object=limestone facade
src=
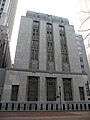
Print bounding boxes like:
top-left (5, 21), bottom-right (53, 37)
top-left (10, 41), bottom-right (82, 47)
top-left (1, 11), bottom-right (90, 105)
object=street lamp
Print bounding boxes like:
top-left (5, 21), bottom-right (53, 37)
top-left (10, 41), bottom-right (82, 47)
top-left (59, 86), bottom-right (62, 110)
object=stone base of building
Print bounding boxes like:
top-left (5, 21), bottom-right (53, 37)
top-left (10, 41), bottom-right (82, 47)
top-left (0, 102), bottom-right (90, 111)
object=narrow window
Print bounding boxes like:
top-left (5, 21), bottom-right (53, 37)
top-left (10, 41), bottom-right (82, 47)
top-left (63, 78), bottom-right (73, 101)
top-left (27, 77), bottom-right (38, 101)
top-left (79, 87), bottom-right (85, 100)
top-left (11, 85), bottom-right (19, 101)
top-left (30, 21), bottom-right (39, 70)
top-left (46, 23), bottom-right (55, 71)
top-left (59, 25), bottom-right (70, 72)
top-left (46, 78), bottom-right (56, 101)
top-left (81, 65), bottom-right (84, 68)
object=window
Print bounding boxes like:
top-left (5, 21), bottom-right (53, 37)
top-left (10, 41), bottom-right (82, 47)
top-left (46, 23), bottom-right (55, 71)
top-left (62, 53), bottom-right (68, 63)
top-left (27, 77), bottom-right (38, 101)
top-left (80, 57), bottom-right (83, 62)
top-left (59, 26), bottom-right (64, 32)
top-left (59, 26), bottom-right (70, 72)
top-left (81, 65), bottom-right (84, 68)
top-left (31, 50), bottom-right (38, 60)
top-left (46, 78), bottom-right (56, 101)
top-left (50, 32), bottom-right (52, 34)
top-left (0, 8), bottom-right (3, 11)
top-left (0, 43), bottom-right (2, 48)
top-left (63, 78), bottom-right (73, 101)
top-left (77, 41), bottom-right (80, 44)
top-left (33, 21), bottom-right (39, 28)
top-left (79, 87), bottom-right (85, 100)
top-left (78, 47), bottom-right (81, 50)
top-left (79, 52), bottom-right (82, 55)
top-left (47, 31), bottom-right (49, 34)
top-left (11, 85), bottom-right (19, 101)
top-left (47, 52), bottom-right (54, 61)
top-left (3, 0), bottom-right (6, 2)
top-left (47, 23), bottom-right (52, 30)
top-left (30, 21), bottom-right (39, 69)
top-left (2, 3), bottom-right (5, 6)
top-left (76, 36), bottom-right (79, 40)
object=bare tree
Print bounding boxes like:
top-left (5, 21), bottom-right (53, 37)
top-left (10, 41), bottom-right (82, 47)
top-left (78, 11), bottom-right (90, 44)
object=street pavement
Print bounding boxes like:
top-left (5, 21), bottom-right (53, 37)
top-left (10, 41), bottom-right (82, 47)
top-left (0, 111), bottom-right (90, 120)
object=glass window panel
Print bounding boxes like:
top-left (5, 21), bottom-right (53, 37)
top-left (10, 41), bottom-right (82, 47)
top-left (63, 78), bottom-right (73, 101)
top-left (79, 87), bottom-right (85, 100)
top-left (11, 85), bottom-right (19, 101)
top-left (46, 78), bottom-right (56, 101)
top-left (27, 77), bottom-right (38, 101)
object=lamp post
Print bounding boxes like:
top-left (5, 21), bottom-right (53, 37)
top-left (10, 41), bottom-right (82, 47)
top-left (59, 86), bottom-right (62, 110)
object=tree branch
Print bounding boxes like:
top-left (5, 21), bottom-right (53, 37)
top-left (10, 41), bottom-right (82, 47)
top-left (81, 10), bottom-right (90, 13)
top-left (78, 29), bottom-right (90, 32)
top-left (80, 16), bottom-right (90, 28)
top-left (83, 33), bottom-right (90, 40)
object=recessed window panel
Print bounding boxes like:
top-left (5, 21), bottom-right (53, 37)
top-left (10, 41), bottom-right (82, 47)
top-left (11, 85), bottom-right (19, 101)
top-left (46, 78), bottom-right (56, 101)
top-left (79, 87), bottom-right (85, 100)
top-left (63, 78), bottom-right (73, 101)
top-left (27, 77), bottom-right (38, 101)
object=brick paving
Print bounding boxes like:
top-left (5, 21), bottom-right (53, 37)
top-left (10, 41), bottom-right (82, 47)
top-left (0, 111), bottom-right (90, 120)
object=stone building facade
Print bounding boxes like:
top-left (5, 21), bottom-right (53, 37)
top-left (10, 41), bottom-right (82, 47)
top-left (1, 11), bottom-right (90, 111)
top-left (0, 25), bottom-right (11, 68)
top-left (0, 25), bottom-right (11, 101)
top-left (0, 0), bottom-right (18, 40)
top-left (0, 0), bottom-right (18, 104)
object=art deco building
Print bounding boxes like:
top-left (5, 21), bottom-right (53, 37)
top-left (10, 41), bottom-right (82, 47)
top-left (1, 11), bottom-right (90, 111)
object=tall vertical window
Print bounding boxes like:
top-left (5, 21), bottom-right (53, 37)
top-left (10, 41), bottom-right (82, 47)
top-left (11, 85), bottom-right (19, 101)
top-left (59, 25), bottom-right (70, 72)
top-left (79, 87), bottom-right (85, 100)
top-left (63, 78), bottom-right (73, 101)
top-left (46, 23), bottom-right (55, 71)
top-left (0, 40), bottom-right (5, 67)
top-left (30, 21), bottom-right (39, 70)
top-left (76, 36), bottom-right (85, 73)
top-left (27, 77), bottom-right (38, 101)
top-left (0, 96), bottom-right (1, 101)
top-left (46, 77), bottom-right (56, 101)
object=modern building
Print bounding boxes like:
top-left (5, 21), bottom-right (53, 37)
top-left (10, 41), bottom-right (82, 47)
top-left (0, 25), bottom-right (11, 68)
top-left (0, 0), bottom-right (18, 103)
top-left (0, 0), bottom-right (18, 40)
top-left (0, 25), bottom-right (11, 101)
top-left (1, 11), bottom-right (90, 111)
top-left (0, 0), bottom-right (18, 101)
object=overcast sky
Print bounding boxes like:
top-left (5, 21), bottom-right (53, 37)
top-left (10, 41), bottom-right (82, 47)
top-left (10, 0), bottom-right (81, 63)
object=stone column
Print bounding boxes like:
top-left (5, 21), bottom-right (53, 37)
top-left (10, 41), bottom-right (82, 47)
top-left (39, 75), bottom-right (46, 101)
top-left (39, 20), bottom-right (47, 71)
top-left (53, 22), bottom-right (62, 72)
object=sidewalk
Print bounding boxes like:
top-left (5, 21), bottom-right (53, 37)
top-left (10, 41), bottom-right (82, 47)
top-left (0, 111), bottom-right (90, 120)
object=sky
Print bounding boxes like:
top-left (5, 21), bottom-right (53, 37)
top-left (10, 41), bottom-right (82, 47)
top-left (10, 0), bottom-right (81, 63)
